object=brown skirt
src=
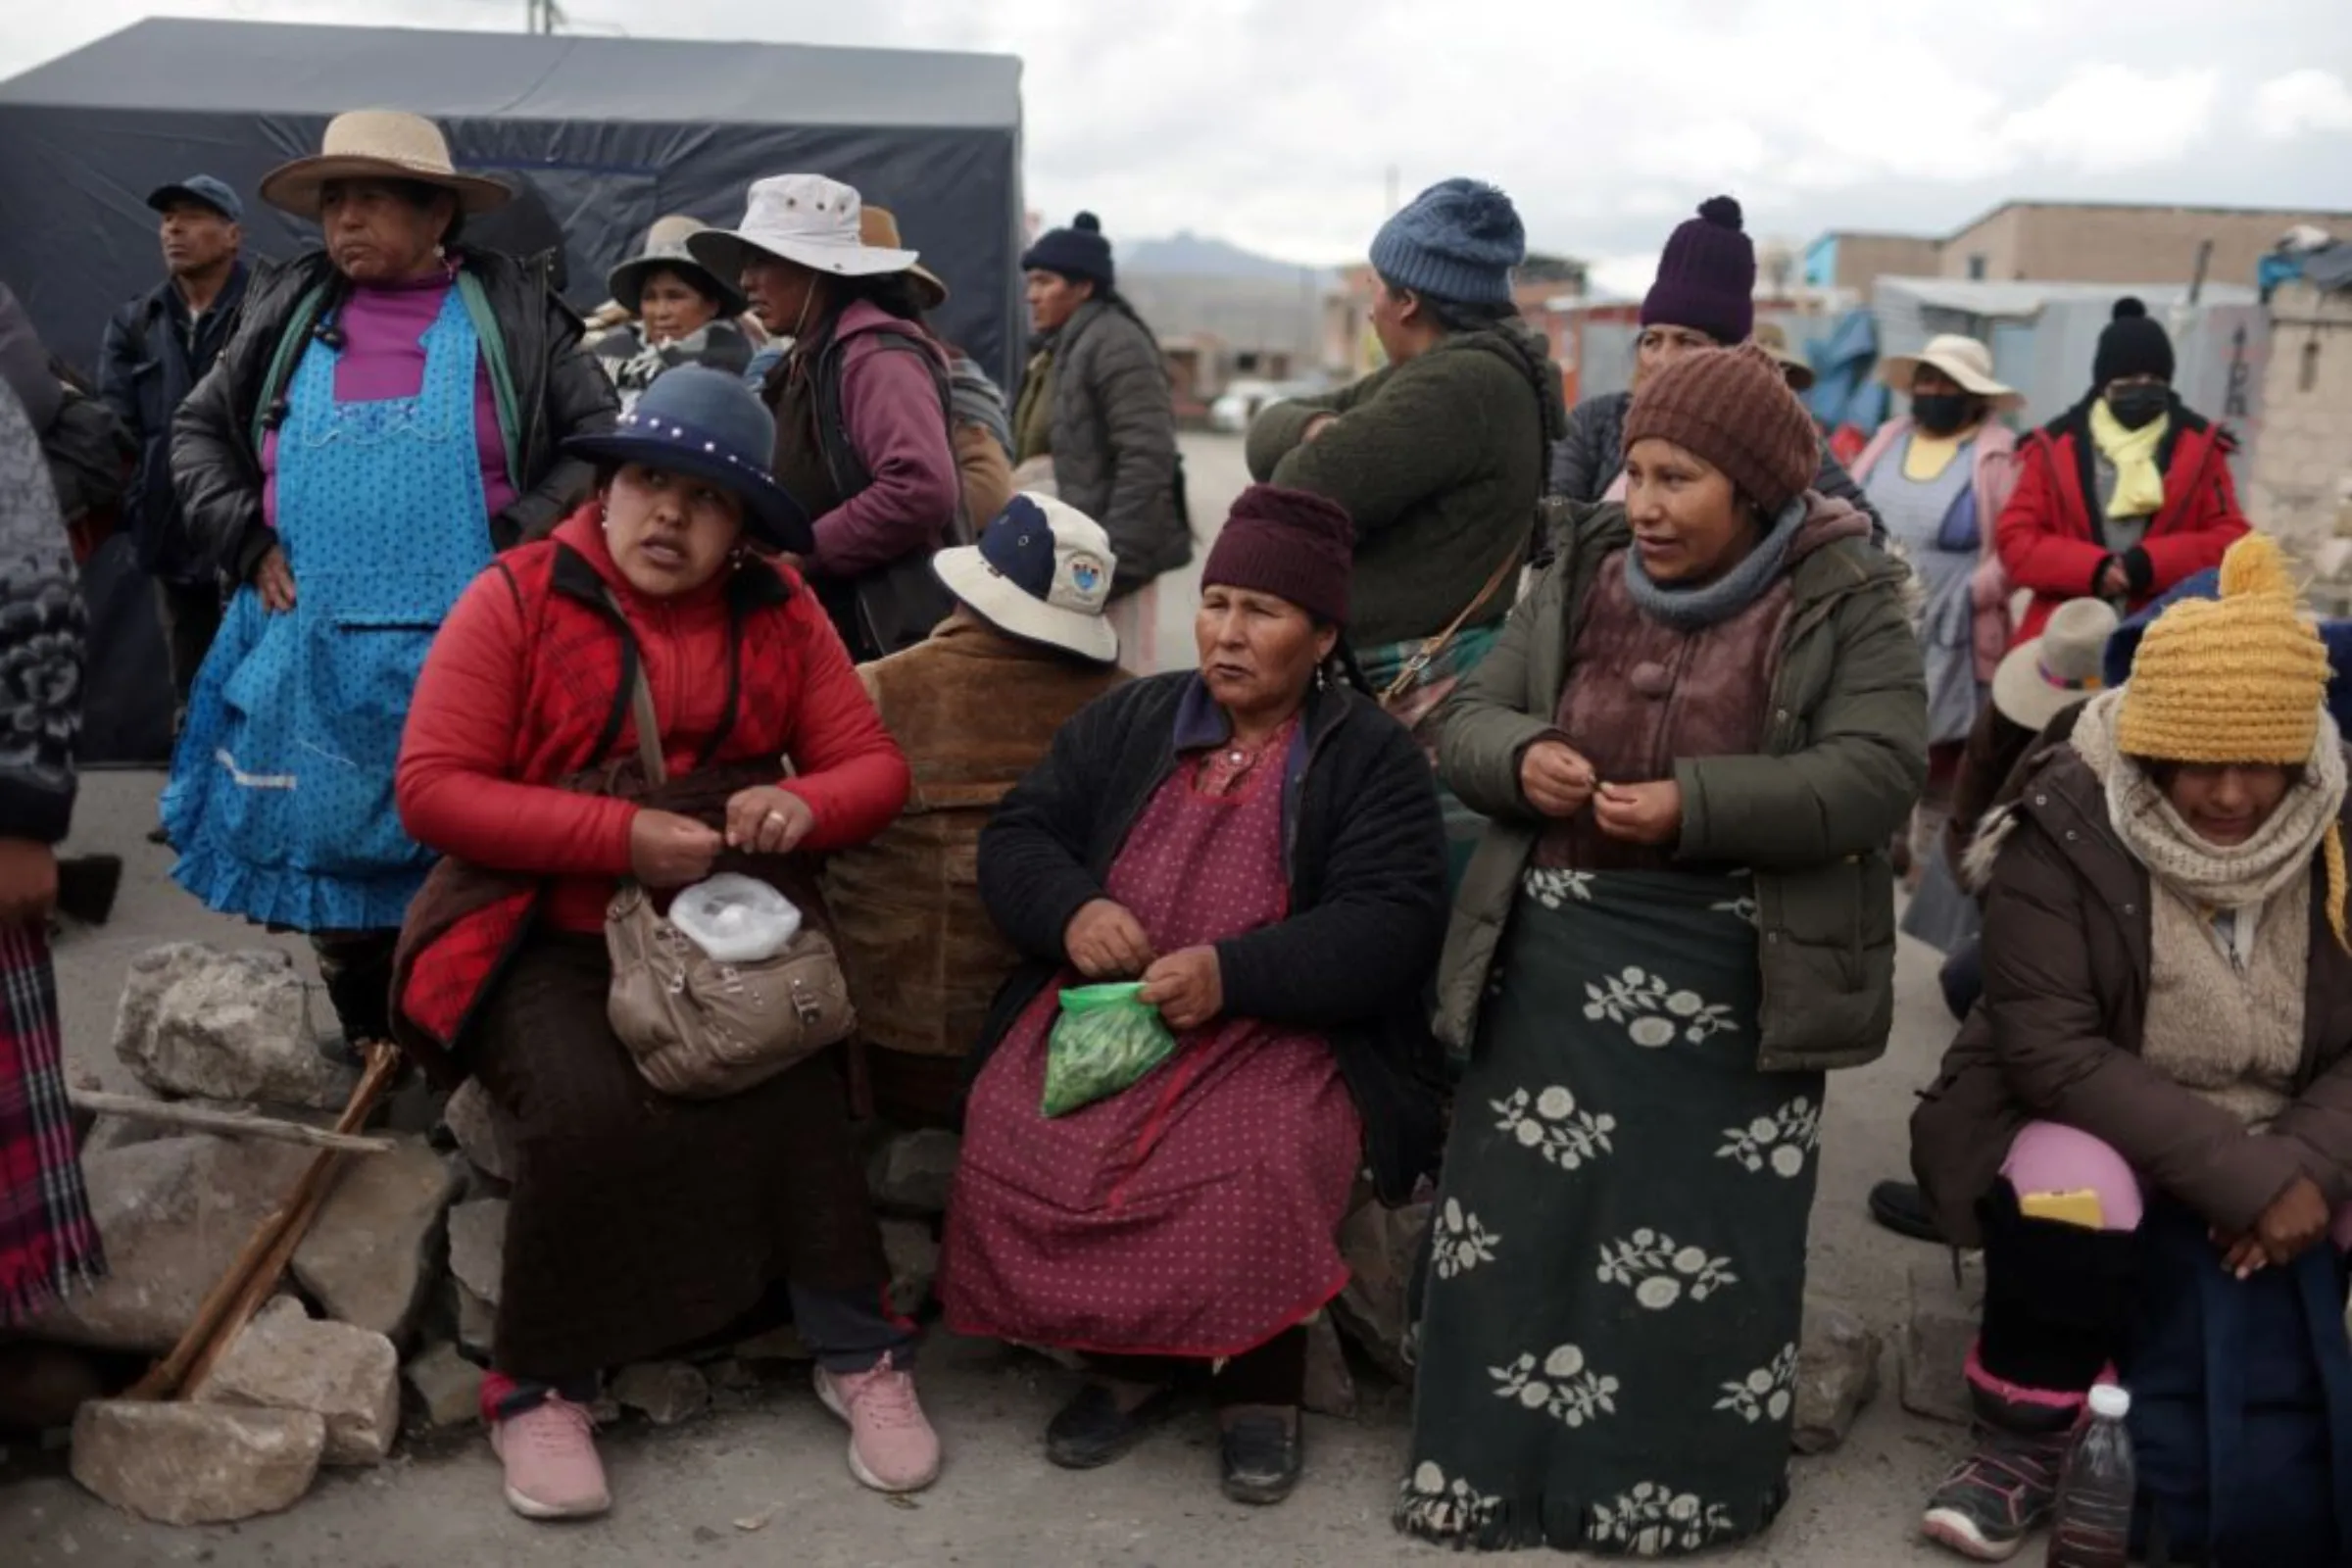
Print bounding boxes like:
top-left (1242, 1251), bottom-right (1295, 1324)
top-left (471, 933), bottom-right (888, 1382)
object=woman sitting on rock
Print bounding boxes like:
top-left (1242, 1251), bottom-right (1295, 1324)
top-left (1911, 534), bottom-right (2352, 1564)
top-left (944, 484), bottom-right (1449, 1506)
top-left (390, 368), bottom-right (935, 1520)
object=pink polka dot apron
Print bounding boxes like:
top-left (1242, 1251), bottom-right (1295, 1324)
top-left (945, 718), bottom-right (1363, 1357)
top-left (165, 287), bottom-right (494, 932)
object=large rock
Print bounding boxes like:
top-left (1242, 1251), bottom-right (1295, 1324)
top-left (289, 1135), bottom-right (463, 1346)
top-left (403, 1342), bottom-right (483, 1430)
top-left (866, 1129), bottom-right (961, 1216)
top-left (113, 944), bottom-right (358, 1110)
top-left (1332, 1197), bottom-right (1429, 1384)
top-left (439, 1079), bottom-right (514, 1185)
top-left (1302, 1314), bottom-right (1357, 1420)
top-left (30, 1135), bottom-right (313, 1353)
top-left (881, 1219), bottom-right (940, 1317)
top-left (199, 1297), bottom-right (400, 1466)
top-left (450, 1280), bottom-right (497, 1363)
top-left (612, 1361), bottom-right (710, 1427)
top-left (71, 1400), bottom-right (323, 1526)
top-left (1790, 1299), bottom-right (1884, 1455)
top-left (445, 1197), bottom-right (509, 1307)
top-left (1901, 1255), bottom-right (1984, 1427)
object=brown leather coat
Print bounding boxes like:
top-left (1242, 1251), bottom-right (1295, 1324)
top-left (1911, 736), bottom-right (2352, 1247)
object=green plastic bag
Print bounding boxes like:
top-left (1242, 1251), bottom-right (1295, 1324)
top-left (1041, 982), bottom-right (1177, 1118)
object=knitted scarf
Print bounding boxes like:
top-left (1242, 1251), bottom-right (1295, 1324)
top-left (2089, 399), bottom-right (2170, 519)
top-left (1623, 494), bottom-right (1805, 632)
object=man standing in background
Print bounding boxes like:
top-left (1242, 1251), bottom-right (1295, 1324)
top-left (99, 174), bottom-right (249, 721)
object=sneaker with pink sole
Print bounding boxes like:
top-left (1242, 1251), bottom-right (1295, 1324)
top-left (491, 1396), bottom-right (612, 1520)
top-left (814, 1352), bottom-right (941, 1494)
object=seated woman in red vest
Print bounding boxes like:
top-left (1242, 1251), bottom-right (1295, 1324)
top-left (390, 368), bottom-right (934, 1522)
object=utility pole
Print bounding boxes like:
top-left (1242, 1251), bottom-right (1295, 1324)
top-left (1384, 165), bottom-right (1400, 217)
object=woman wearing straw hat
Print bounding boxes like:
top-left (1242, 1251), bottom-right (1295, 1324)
top-left (1911, 534), bottom-right (2352, 1563)
top-left (594, 215), bottom-right (753, 412)
top-left (393, 367), bottom-right (939, 1518)
top-left (1851, 333), bottom-right (2027, 876)
top-left (690, 175), bottom-right (962, 662)
top-left (166, 110), bottom-right (617, 1058)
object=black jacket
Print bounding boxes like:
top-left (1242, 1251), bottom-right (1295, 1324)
top-left (100, 262), bottom-right (251, 580)
top-left (975, 672), bottom-right (1452, 1202)
top-left (171, 248), bottom-right (617, 581)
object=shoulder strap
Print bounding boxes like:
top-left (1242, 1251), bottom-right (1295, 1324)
top-left (599, 583), bottom-right (666, 785)
top-left (454, 270), bottom-right (522, 484)
top-left (1378, 545), bottom-right (1523, 709)
top-left (246, 280), bottom-right (332, 452)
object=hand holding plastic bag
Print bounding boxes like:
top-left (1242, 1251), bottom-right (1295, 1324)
top-left (1041, 982), bottom-right (1178, 1117)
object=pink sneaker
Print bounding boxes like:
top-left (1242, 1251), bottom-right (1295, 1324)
top-left (490, 1396), bottom-right (611, 1520)
top-left (814, 1352), bottom-right (941, 1494)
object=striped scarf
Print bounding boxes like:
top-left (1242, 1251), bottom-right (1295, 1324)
top-left (0, 922), bottom-right (103, 1325)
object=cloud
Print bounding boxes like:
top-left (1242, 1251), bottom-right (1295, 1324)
top-left (1995, 65), bottom-right (2222, 172)
top-left (2249, 69), bottom-right (2352, 139)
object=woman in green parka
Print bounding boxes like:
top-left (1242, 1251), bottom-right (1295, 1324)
top-left (1396, 344), bottom-right (1926, 1556)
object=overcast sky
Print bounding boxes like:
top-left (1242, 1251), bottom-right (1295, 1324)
top-left (8, 0), bottom-right (2350, 296)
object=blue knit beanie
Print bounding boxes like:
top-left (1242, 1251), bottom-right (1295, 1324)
top-left (1022, 212), bottom-right (1115, 293)
top-left (1369, 178), bottom-right (1525, 308)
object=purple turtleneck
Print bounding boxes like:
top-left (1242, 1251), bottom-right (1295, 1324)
top-left (262, 268), bottom-right (516, 530)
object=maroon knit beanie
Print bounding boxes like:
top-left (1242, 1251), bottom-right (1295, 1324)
top-left (1201, 484), bottom-right (1356, 627)
top-left (1641, 196), bottom-right (1756, 346)
top-left (1622, 343), bottom-right (1819, 515)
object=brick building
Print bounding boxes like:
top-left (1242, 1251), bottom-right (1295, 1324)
top-left (1807, 202), bottom-right (2352, 298)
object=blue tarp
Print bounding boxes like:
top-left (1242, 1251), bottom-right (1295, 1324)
top-left (1804, 308), bottom-right (1887, 432)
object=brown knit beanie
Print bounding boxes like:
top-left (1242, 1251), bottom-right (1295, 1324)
top-left (1201, 484), bottom-right (1356, 626)
top-left (1623, 342), bottom-right (1820, 515)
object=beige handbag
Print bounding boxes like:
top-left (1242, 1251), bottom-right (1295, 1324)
top-left (604, 654), bottom-right (857, 1100)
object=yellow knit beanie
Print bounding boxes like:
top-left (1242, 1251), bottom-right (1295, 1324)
top-left (2116, 533), bottom-right (2328, 765)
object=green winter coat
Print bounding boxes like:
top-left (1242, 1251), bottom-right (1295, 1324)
top-left (1246, 322), bottom-right (1565, 648)
top-left (1430, 500), bottom-right (1928, 1072)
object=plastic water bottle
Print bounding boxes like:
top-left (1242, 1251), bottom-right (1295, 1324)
top-left (2045, 1383), bottom-right (2134, 1568)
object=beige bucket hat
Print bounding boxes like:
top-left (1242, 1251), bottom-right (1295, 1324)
top-left (1991, 597), bottom-right (2121, 732)
top-left (688, 174), bottom-right (918, 288)
top-left (608, 215), bottom-right (749, 317)
top-left (262, 110), bottom-right (513, 220)
top-left (1751, 321), bottom-right (1817, 392)
top-left (1877, 333), bottom-right (2023, 409)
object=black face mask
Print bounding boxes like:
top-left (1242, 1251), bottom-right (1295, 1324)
top-left (1911, 392), bottom-right (1974, 436)
top-left (2105, 384), bottom-right (2170, 430)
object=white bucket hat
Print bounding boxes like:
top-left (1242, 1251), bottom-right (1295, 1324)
top-left (260, 110), bottom-right (513, 220)
top-left (1990, 597), bottom-right (2121, 732)
top-left (687, 175), bottom-right (919, 291)
top-left (932, 494), bottom-right (1120, 664)
top-left (1877, 333), bottom-right (2023, 409)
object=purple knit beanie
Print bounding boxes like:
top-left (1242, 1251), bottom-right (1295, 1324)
top-left (1641, 196), bottom-right (1756, 346)
top-left (1202, 485), bottom-right (1356, 627)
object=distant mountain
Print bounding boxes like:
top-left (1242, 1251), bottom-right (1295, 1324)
top-left (1125, 231), bottom-right (1334, 283)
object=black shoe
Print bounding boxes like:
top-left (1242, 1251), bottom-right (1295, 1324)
top-left (1870, 1180), bottom-right (1944, 1244)
top-left (1045, 1381), bottom-right (1179, 1470)
top-left (1219, 1408), bottom-right (1302, 1505)
top-left (1920, 1422), bottom-right (2071, 1560)
top-left (55, 856), bottom-right (122, 926)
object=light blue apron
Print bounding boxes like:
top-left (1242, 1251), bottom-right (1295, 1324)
top-left (165, 287), bottom-right (495, 932)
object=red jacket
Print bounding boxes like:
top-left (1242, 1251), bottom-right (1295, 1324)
top-left (393, 505), bottom-right (908, 1049)
top-left (1995, 395), bottom-right (2247, 642)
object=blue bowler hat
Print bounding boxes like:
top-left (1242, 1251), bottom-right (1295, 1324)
top-left (564, 367), bottom-right (812, 554)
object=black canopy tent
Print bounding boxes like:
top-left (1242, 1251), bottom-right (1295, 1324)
top-left (0, 18), bottom-right (1028, 382)
top-left (0, 19), bottom-right (1023, 766)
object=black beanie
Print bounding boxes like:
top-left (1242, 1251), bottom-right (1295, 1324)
top-left (1021, 212), bottom-right (1114, 293)
top-left (2092, 297), bottom-right (2175, 387)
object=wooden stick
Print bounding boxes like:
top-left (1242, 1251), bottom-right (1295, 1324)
top-left (125, 1045), bottom-right (404, 1402)
top-left (68, 1089), bottom-right (396, 1154)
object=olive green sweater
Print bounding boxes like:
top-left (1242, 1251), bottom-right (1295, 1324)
top-left (1245, 322), bottom-right (1565, 647)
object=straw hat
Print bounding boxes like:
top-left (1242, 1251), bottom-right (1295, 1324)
top-left (1990, 597), bottom-right (2121, 732)
top-left (862, 207), bottom-right (949, 309)
top-left (1750, 321), bottom-right (1817, 392)
top-left (1876, 333), bottom-right (2022, 409)
top-left (688, 175), bottom-right (918, 289)
top-left (261, 110), bottom-right (513, 220)
top-left (608, 215), bottom-right (748, 318)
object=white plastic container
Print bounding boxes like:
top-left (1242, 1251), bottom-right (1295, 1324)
top-left (667, 874), bottom-right (802, 962)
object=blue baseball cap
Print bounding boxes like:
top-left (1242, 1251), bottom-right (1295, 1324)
top-left (146, 175), bottom-right (243, 222)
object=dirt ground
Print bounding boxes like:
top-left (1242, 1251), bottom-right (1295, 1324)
top-left (0, 437), bottom-right (1974, 1566)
